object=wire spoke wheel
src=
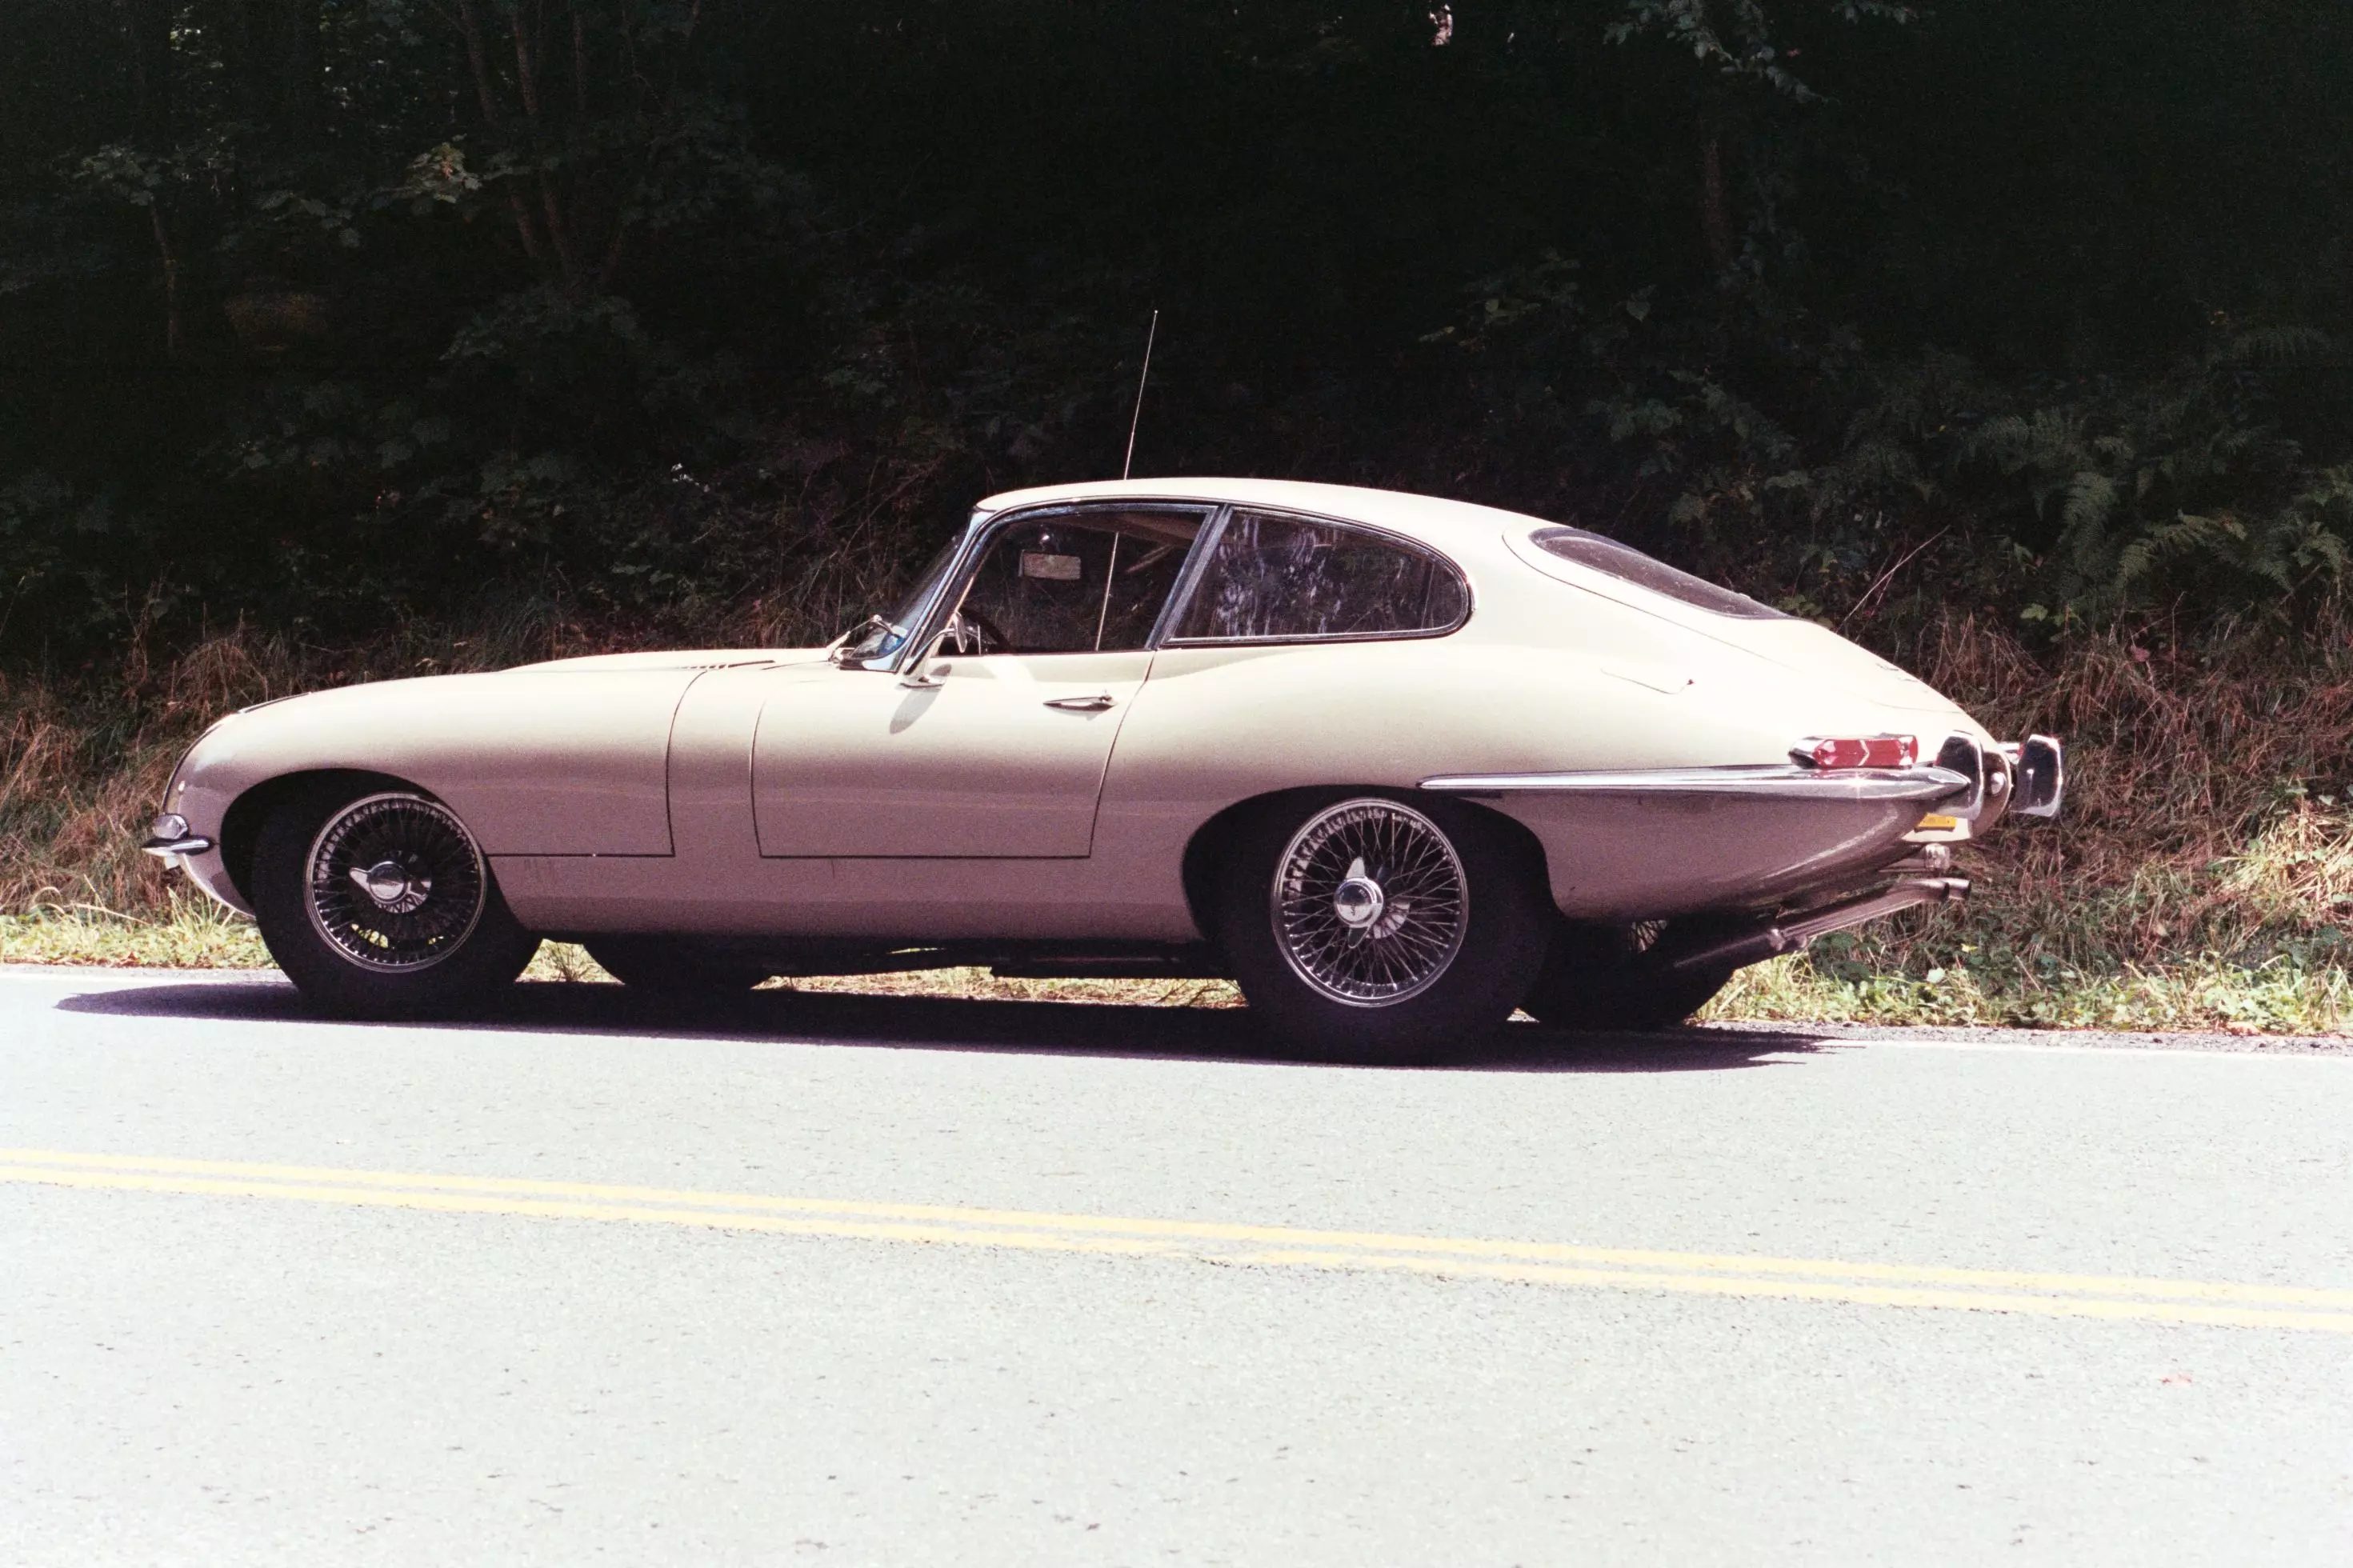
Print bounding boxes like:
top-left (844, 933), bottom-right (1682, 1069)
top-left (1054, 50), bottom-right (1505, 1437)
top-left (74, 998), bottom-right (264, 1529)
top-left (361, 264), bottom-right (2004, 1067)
top-left (304, 793), bottom-right (487, 973)
top-left (1271, 798), bottom-right (1468, 1006)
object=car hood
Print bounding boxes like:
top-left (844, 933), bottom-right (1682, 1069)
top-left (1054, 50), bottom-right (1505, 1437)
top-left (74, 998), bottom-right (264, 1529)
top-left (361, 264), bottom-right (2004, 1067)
top-left (510, 647), bottom-right (826, 674)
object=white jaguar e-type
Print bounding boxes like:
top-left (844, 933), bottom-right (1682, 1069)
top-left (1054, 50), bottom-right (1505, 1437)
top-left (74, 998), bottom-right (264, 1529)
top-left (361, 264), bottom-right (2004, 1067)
top-left (145, 478), bottom-right (2061, 1058)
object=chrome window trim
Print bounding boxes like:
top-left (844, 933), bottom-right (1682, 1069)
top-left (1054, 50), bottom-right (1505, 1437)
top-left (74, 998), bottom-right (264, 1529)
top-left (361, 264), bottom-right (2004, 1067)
top-left (838, 522), bottom-right (982, 674)
top-left (882, 499), bottom-right (1221, 673)
top-left (1145, 503), bottom-right (1231, 650)
top-left (1419, 765), bottom-right (1972, 804)
top-left (1155, 503), bottom-right (1475, 649)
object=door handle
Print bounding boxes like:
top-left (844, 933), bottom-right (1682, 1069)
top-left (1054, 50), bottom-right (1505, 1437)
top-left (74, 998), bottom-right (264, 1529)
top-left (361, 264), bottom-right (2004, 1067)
top-left (1042, 693), bottom-right (1116, 712)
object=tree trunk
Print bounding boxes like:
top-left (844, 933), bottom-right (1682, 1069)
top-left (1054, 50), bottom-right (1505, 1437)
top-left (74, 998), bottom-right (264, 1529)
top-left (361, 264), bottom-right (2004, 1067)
top-left (221, 1), bottom-right (324, 135)
top-left (226, 0), bottom-right (323, 137)
top-left (119, 0), bottom-right (174, 142)
top-left (149, 203), bottom-right (182, 357)
top-left (1697, 116), bottom-right (1735, 274)
top-left (279, 0), bottom-right (322, 139)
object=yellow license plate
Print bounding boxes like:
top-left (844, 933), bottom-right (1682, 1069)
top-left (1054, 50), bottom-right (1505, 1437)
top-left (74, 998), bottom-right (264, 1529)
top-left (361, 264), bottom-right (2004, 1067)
top-left (1915, 814), bottom-right (1960, 830)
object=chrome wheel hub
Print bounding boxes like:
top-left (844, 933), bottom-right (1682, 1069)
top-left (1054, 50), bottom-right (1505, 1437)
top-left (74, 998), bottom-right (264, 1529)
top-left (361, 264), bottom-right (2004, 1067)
top-left (1272, 799), bottom-right (1467, 1006)
top-left (351, 859), bottom-right (432, 914)
top-left (306, 794), bottom-right (486, 972)
top-left (1331, 862), bottom-right (1387, 932)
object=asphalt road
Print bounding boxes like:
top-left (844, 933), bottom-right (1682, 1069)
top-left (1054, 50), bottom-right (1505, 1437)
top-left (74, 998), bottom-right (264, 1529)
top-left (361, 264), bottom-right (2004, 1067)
top-left (3, 966), bottom-right (2350, 1566)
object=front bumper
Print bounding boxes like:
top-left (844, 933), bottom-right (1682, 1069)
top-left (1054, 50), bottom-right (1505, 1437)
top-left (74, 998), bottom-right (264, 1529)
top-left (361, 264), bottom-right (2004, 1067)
top-left (138, 807), bottom-right (251, 915)
top-left (139, 813), bottom-right (213, 863)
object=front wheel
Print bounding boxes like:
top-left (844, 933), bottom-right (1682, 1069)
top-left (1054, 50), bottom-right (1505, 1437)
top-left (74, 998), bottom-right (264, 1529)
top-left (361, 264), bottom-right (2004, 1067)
top-left (250, 783), bottom-right (540, 1019)
top-left (1216, 794), bottom-right (1549, 1064)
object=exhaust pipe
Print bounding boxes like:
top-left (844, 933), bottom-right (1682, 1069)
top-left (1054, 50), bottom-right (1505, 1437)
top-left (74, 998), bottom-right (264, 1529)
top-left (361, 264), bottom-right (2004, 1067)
top-left (1664, 877), bottom-right (1970, 974)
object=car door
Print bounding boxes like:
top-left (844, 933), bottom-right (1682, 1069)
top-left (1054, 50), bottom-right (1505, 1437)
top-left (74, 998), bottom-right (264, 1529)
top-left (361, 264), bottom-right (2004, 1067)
top-left (752, 506), bottom-right (1209, 858)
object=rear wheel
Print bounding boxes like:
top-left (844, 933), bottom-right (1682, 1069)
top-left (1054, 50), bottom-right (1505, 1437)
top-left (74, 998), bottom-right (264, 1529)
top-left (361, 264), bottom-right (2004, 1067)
top-left (583, 935), bottom-right (770, 994)
top-left (250, 783), bottom-right (540, 1018)
top-left (1216, 793), bottom-right (1548, 1064)
top-left (1520, 919), bottom-right (1737, 1031)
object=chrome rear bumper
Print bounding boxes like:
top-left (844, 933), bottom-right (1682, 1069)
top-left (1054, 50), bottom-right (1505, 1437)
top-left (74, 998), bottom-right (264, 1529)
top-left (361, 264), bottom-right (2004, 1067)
top-left (2003, 734), bottom-right (2065, 820)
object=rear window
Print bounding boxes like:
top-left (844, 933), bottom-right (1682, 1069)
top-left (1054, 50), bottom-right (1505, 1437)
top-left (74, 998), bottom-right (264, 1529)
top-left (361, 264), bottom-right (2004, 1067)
top-left (1528, 526), bottom-right (1788, 620)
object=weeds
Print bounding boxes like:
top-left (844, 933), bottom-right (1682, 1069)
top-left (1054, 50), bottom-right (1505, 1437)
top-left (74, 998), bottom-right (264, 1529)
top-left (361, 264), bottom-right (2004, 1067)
top-left (3, 602), bottom-right (2347, 1034)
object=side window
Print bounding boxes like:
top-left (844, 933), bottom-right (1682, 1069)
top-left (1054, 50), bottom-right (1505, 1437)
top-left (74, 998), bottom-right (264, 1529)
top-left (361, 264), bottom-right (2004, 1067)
top-left (946, 510), bottom-right (1204, 654)
top-left (1169, 510), bottom-right (1469, 642)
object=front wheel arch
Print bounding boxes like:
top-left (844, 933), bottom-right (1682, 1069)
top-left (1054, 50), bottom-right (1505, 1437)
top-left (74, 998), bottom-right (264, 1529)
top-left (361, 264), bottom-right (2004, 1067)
top-left (218, 768), bottom-right (431, 908)
top-left (247, 778), bottom-right (538, 1018)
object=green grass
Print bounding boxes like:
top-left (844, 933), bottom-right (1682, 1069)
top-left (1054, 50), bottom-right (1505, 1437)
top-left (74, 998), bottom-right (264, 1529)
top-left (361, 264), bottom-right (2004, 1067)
top-left (1702, 948), bottom-right (2351, 1036)
top-left (0, 896), bottom-right (272, 969)
top-left (6, 900), bottom-right (2344, 1034)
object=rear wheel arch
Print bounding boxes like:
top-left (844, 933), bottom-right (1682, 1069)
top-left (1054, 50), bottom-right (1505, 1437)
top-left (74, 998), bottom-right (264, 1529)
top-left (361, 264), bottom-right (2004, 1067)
top-left (1179, 786), bottom-right (1554, 945)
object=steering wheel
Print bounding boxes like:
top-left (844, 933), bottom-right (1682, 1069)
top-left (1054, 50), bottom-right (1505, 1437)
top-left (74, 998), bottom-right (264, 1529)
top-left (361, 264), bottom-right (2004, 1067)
top-left (954, 606), bottom-right (1013, 655)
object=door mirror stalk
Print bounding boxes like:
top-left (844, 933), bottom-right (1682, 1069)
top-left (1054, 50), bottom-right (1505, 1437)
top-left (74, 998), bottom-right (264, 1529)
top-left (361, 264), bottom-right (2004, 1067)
top-left (900, 628), bottom-right (952, 688)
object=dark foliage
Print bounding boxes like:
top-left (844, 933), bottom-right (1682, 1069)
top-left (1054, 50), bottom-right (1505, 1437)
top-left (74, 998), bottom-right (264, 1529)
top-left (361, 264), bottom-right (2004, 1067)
top-left (2, 0), bottom-right (2350, 665)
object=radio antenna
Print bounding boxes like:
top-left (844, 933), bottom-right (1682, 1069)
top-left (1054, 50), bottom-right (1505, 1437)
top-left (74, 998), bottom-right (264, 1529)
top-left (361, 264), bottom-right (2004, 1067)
top-left (1121, 308), bottom-right (1158, 482)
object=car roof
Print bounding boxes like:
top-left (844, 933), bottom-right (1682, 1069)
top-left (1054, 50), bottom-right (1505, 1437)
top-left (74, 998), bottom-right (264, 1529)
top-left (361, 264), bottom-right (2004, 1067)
top-left (972, 478), bottom-right (1552, 549)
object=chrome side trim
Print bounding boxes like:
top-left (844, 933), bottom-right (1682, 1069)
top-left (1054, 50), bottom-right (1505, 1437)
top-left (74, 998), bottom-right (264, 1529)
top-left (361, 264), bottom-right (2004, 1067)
top-left (1419, 765), bottom-right (1971, 803)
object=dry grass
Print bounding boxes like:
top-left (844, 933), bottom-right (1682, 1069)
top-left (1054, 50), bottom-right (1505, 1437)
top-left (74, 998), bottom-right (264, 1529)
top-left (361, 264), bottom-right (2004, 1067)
top-left (773, 967), bottom-right (1243, 1008)
top-left (4, 605), bottom-right (2348, 1033)
top-left (0, 606), bottom-right (631, 920)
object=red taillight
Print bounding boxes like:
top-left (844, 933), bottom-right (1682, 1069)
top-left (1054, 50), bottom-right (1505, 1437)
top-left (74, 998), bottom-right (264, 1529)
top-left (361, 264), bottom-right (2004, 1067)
top-left (1805, 734), bottom-right (1918, 770)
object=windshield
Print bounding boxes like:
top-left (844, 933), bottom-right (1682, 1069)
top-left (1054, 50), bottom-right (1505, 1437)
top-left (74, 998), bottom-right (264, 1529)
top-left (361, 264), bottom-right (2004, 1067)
top-left (841, 536), bottom-right (964, 662)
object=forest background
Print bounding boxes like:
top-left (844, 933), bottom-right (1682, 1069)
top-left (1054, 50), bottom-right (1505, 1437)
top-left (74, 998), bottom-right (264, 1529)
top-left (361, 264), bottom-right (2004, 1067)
top-left (2, 0), bottom-right (2350, 1029)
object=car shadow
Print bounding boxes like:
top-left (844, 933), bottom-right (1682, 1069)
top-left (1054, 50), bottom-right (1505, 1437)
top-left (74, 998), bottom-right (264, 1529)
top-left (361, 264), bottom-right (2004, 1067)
top-left (55, 976), bottom-right (1831, 1074)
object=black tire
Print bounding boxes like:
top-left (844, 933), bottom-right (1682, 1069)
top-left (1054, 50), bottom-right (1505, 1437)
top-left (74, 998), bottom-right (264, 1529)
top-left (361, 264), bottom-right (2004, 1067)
top-left (250, 782), bottom-right (540, 1019)
top-left (583, 935), bottom-right (769, 993)
top-left (1215, 791), bottom-right (1550, 1065)
top-left (1520, 919), bottom-right (1737, 1031)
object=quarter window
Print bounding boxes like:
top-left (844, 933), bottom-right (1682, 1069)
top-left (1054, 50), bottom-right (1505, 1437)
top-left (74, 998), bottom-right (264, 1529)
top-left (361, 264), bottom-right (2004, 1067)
top-left (1169, 511), bottom-right (1468, 642)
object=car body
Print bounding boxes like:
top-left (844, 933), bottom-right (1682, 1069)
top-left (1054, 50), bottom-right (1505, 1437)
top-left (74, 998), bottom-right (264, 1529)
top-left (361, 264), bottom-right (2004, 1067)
top-left (146, 478), bottom-right (2062, 1055)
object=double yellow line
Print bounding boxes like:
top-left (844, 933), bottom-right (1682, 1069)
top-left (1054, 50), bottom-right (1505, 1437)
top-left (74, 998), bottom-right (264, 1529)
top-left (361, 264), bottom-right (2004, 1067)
top-left (7, 1146), bottom-right (2350, 1333)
